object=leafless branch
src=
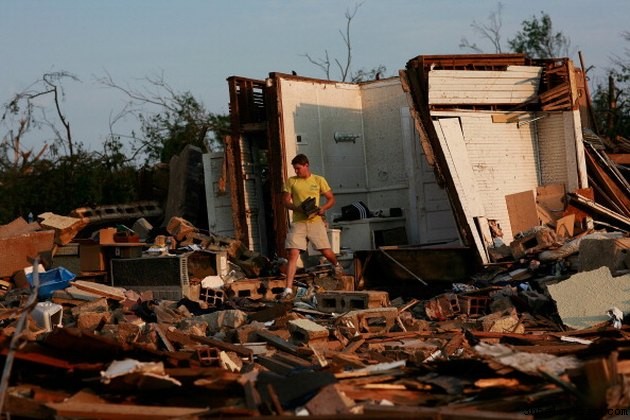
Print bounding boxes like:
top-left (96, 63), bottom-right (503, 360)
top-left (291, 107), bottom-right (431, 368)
top-left (460, 2), bottom-right (504, 53)
top-left (96, 70), bottom-right (179, 113)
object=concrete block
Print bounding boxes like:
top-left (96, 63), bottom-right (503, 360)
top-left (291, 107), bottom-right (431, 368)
top-left (226, 279), bottom-right (264, 300)
top-left (579, 237), bottom-right (630, 272)
top-left (201, 309), bottom-right (248, 333)
top-left (509, 227), bottom-right (556, 259)
top-left (315, 291), bottom-right (389, 313)
top-left (235, 321), bottom-right (266, 344)
top-left (547, 266), bottom-right (630, 330)
top-left (261, 279), bottom-right (288, 300)
top-left (288, 318), bottom-right (329, 344)
top-left (336, 307), bottom-right (398, 335)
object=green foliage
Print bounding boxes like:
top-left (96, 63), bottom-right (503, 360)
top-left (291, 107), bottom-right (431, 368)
top-left (591, 32), bottom-right (630, 141)
top-left (508, 11), bottom-right (570, 59)
top-left (0, 150), bottom-right (138, 224)
top-left (137, 91), bottom-right (228, 164)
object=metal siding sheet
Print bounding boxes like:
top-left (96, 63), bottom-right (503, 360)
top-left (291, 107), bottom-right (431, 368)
top-left (537, 113), bottom-right (569, 186)
top-left (428, 66), bottom-right (542, 105)
top-left (433, 112), bottom-right (540, 242)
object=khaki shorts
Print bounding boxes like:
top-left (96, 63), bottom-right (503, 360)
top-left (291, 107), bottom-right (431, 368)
top-left (285, 220), bottom-right (331, 251)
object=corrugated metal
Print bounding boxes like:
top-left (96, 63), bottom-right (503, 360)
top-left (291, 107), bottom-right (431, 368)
top-left (429, 66), bottom-right (542, 105)
top-left (537, 113), bottom-right (569, 186)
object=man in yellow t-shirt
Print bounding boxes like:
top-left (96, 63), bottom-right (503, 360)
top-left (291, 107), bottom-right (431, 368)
top-left (280, 154), bottom-right (343, 299)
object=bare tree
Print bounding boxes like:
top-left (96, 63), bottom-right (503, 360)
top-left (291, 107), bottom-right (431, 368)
top-left (97, 71), bottom-right (229, 165)
top-left (1, 71), bottom-right (78, 171)
top-left (302, 3), bottom-right (362, 82)
top-left (460, 2), bottom-right (504, 53)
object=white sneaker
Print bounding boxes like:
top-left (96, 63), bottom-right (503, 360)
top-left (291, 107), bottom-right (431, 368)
top-left (277, 287), bottom-right (294, 300)
top-left (333, 263), bottom-right (344, 278)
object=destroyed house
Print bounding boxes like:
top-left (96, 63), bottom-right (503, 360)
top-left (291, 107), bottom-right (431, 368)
top-left (212, 54), bottom-right (593, 271)
top-left (217, 71), bottom-right (461, 258)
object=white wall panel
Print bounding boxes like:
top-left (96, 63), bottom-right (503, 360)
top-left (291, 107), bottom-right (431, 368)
top-left (429, 66), bottom-right (542, 105)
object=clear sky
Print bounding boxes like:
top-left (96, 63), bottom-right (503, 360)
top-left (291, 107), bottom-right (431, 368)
top-left (1, 0), bottom-right (628, 153)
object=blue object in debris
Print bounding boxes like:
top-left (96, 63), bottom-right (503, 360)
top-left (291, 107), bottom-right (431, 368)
top-left (26, 266), bottom-right (76, 300)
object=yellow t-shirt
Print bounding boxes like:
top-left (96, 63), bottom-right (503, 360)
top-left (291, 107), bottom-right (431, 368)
top-left (283, 174), bottom-right (331, 223)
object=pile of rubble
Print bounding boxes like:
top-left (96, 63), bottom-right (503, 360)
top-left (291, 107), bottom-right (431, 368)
top-left (1, 207), bottom-right (630, 419)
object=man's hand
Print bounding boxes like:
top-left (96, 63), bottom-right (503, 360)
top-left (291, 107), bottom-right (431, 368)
top-left (300, 197), bottom-right (319, 217)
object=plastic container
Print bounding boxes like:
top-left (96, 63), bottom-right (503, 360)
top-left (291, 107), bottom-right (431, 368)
top-left (31, 301), bottom-right (63, 331)
top-left (26, 267), bottom-right (76, 300)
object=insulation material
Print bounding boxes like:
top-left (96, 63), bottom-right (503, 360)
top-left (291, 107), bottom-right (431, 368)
top-left (546, 266), bottom-right (630, 330)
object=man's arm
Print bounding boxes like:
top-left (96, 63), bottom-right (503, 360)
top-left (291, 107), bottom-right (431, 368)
top-left (317, 190), bottom-right (335, 215)
top-left (282, 191), bottom-right (298, 212)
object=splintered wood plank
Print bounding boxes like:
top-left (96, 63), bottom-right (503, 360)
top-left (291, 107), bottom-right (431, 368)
top-left (46, 402), bottom-right (208, 419)
top-left (70, 280), bottom-right (126, 301)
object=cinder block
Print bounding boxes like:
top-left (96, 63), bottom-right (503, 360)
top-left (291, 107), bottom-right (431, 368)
top-left (261, 279), bottom-right (287, 300)
top-left (199, 287), bottom-right (225, 307)
top-left (336, 307), bottom-right (398, 335)
top-left (226, 279), bottom-right (264, 300)
top-left (315, 291), bottom-right (389, 313)
top-left (424, 293), bottom-right (460, 320)
top-left (288, 318), bottom-right (329, 344)
top-left (509, 227), bottom-right (556, 259)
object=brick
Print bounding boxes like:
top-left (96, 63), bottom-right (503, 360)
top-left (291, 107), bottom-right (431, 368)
top-left (196, 346), bottom-right (221, 366)
top-left (458, 295), bottom-right (490, 318)
top-left (199, 287), bottom-right (225, 307)
top-left (424, 293), bottom-right (460, 320)
top-left (288, 318), bottom-right (329, 344)
top-left (77, 311), bottom-right (111, 330)
top-left (315, 291), bottom-right (389, 314)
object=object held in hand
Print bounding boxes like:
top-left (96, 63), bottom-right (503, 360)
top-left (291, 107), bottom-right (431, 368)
top-left (300, 197), bottom-right (319, 217)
